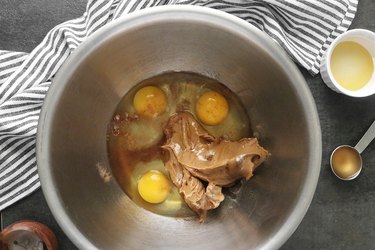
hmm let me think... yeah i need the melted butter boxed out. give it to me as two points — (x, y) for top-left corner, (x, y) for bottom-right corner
(331, 146), (361, 179)
(330, 41), (374, 91)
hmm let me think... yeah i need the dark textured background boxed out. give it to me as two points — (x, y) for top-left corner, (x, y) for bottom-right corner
(1, 0), (374, 249)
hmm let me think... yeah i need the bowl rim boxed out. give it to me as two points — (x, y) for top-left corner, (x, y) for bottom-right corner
(36, 5), (322, 250)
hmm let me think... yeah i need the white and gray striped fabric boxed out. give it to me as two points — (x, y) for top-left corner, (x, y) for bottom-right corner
(0, 0), (358, 210)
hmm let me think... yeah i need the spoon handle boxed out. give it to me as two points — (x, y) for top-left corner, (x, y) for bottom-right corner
(354, 120), (375, 154)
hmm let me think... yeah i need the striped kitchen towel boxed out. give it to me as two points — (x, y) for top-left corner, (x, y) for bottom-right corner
(0, 0), (358, 210)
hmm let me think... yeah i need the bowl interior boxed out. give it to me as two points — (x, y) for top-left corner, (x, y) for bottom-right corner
(38, 7), (321, 250)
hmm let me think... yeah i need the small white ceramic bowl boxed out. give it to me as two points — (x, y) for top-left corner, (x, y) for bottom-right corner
(320, 29), (375, 97)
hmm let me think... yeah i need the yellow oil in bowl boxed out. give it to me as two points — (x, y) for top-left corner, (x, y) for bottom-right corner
(330, 41), (374, 91)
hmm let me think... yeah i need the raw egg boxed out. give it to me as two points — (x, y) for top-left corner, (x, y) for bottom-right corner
(138, 170), (170, 204)
(133, 86), (167, 118)
(108, 72), (251, 218)
(196, 91), (229, 125)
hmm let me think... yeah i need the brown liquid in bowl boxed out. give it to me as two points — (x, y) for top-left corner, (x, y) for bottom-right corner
(107, 72), (252, 218)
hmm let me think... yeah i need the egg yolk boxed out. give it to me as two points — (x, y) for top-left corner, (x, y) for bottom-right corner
(137, 170), (170, 204)
(196, 91), (229, 125)
(133, 86), (167, 118)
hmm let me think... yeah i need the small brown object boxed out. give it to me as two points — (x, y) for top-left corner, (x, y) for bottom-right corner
(0, 220), (57, 250)
(330, 145), (362, 180)
(162, 112), (270, 222)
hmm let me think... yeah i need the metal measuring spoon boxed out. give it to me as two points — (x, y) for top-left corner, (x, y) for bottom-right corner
(330, 120), (375, 180)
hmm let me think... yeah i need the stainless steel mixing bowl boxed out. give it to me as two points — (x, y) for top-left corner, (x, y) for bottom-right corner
(37, 6), (321, 250)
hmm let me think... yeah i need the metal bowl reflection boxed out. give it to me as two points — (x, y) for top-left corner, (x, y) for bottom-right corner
(37, 6), (321, 250)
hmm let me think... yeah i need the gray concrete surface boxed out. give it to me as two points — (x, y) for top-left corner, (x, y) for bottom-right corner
(1, 0), (374, 249)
